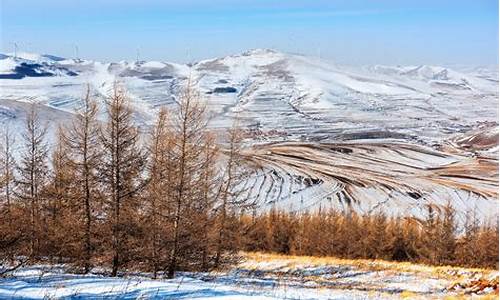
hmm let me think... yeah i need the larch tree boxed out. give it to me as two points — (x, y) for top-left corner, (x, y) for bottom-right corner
(421, 204), (440, 264)
(455, 209), (480, 266)
(64, 86), (103, 273)
(46, 126), (74, 221)
(0, 125), (21, 266)
(0, 126), (16, 215)
(144, 107), (173, 278)
(475, 221), (499, 269)
(214, 119), (255, 268)
(44, 126), (75, 259)
(198, 131), (219, 271)
(166, 79), (211, 278)
(100, 83), (146, 276)
(16, 103), (49, 257)
(438, 202), (457, 264)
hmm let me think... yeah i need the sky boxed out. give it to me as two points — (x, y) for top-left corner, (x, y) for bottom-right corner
(0, 0), (498, 65)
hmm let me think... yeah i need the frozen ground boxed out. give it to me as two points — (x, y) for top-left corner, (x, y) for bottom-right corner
(1, 253), (497, 299)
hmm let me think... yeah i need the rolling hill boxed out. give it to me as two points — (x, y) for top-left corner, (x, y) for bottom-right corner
(0, 49), (497, 221)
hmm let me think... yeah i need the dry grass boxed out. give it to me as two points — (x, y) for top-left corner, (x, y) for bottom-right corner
(243, 252), (496, 280)
(241, 252), (498, 298)
(443, 296), (498, 300)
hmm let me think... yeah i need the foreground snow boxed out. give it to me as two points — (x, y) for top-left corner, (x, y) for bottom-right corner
(1, 253), (497, 299)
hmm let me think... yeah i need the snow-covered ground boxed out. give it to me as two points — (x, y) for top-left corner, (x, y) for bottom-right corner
(0, 49), (497, 221)
(243, 141), (498, 224)
(0, 253), (497, 299)
(0, 49), (497, 144)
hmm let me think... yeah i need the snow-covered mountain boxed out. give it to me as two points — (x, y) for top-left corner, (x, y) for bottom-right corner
(0, 49), (497, 144)
(0, 49), (497, 221)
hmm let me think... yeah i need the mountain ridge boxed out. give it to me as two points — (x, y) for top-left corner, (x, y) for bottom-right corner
(0, 49), (497, 221)
(0, 49), (497, 146)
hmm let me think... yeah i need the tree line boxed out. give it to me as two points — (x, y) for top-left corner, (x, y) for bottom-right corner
(239, 205), (498, 269)
(0, 82), (498, 278)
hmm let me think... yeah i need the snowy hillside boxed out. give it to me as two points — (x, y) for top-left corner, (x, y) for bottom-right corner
(0, 49), (497, 221)
(0, 49), (497, 143)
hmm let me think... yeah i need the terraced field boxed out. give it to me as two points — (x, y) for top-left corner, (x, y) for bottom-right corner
(241, 141), (498, 221)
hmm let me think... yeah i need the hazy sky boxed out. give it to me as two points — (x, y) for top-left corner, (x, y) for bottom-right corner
(1, 0), (498, 65)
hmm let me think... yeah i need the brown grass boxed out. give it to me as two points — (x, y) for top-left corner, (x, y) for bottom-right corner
(243, 252), (496, 280)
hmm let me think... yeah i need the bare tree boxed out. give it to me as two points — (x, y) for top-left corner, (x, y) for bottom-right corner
(46, 126), (74, 220)
(100, 83), (146, 276)
(196, 131), (219, 271)
(64, 86), (102, 273)
(0, 125), (21, 265)
(214, 119), (255, 267)
(438, 202), (456, 264)
(43, 126), (76, 260)
(455, 209), (480, 266)
(16, 103), (49, 257)
(144, 107), (173, 278)
(0, 126), (16, 215)
(166, 79), (211, 278)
